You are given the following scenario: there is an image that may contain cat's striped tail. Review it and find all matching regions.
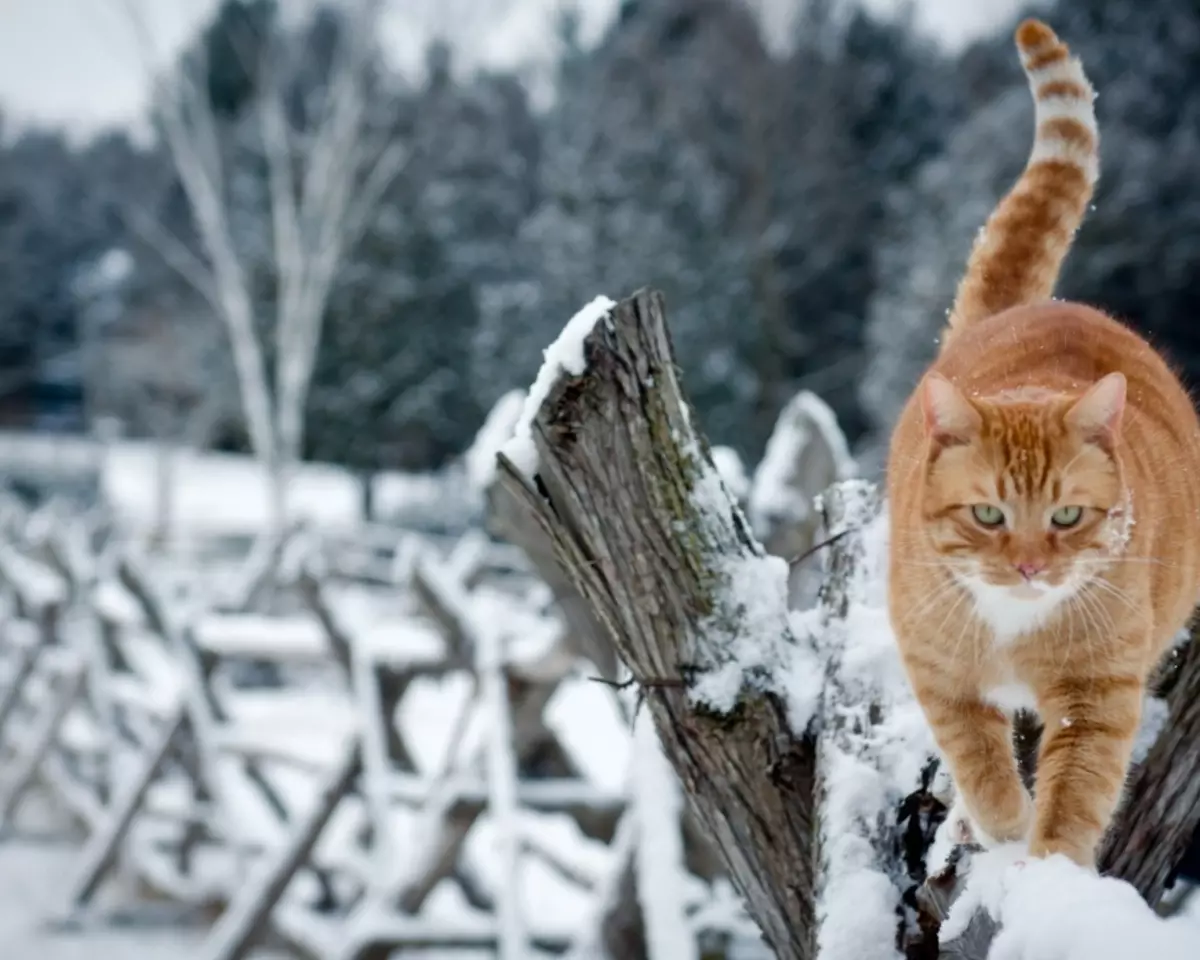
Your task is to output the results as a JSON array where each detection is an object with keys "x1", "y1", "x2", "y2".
[{"x1": 942, "y1": 19, "x2": 1098, "y2": 345}]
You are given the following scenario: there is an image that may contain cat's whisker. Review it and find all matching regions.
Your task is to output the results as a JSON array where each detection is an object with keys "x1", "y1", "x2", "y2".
[
  {"x1": 1077, "y1": 588, "x2": 1118, "y2": 640},
  {"x1": 937, "y1": 590, "x2": 975, "y2": 661},
  {"x1": 1082, "y1": 591, "x2": 1116, "y2": 675},
  {"x1": 1085, "y1": 577, "x2": 1138, "y2": 615},
  {"x1": 901, "y1": 561, "x2": 970, "y2": 569},
  {"x1": 898, "y1": 575, "x2": 965, "y2": 627},
  {"x1": 1076, "y1": 557, "x2": 1169, "y2": 568}
]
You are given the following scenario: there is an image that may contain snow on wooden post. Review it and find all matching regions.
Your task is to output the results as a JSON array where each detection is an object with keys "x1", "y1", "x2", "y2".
[
  {"x1": 494, "y1": 288, "x2": 831, "y2": 960},
  {"x1": 631, "y1": 711, "x2": 697, "y2": 960},
  {"x1": 749, "y1": 391, "x2": 856, "y2": 610},
  {"x1": 475, "y1": 616, "x2": 526, "y2": 960},
  {"x1": 807, "y1": 482, "x2": 917, "y2": 960}
]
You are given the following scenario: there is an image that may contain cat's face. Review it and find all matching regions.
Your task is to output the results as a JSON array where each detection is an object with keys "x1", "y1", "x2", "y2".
[{"x1": 917, "y1": 372, "x2": 1127, "y2": 604}]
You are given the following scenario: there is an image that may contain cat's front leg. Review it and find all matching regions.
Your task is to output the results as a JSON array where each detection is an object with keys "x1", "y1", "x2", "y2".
[
  {"x1": 914, "y1": 687, "x2": 1033, "y2": 845},
  {"x1": 1030, "y1": 674, "x2": 1142, "y2": 867}
]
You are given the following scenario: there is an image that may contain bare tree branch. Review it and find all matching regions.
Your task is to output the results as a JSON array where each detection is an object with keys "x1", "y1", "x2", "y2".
[
  {"x1": 120, "y1": 0, "x2": 277, "y2": 467},
  {"x1": 114, "y1": 0, "x2": 406, "y2": 537}
]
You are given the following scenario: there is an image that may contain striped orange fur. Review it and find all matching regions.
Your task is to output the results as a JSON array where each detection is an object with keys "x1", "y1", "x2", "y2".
[
  {"x1": 886, "y1": 20, "x2": 1200, "y2": 869},
  {"x1": 945, "y1": 19, "x2": 1098, "y2": 341}
]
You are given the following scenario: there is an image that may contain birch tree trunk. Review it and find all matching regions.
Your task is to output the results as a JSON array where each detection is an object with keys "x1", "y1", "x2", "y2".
[{"x1": 124, "y1": 0, "x2": 407, "y2": 546}]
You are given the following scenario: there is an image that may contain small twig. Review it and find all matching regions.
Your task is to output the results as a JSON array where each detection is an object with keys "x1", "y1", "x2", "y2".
[
  {"x1": 786, "y1": 527, "x2": 856, "y2": 569},
  {"x1": 587, "y1": 675, "x2": 688, "y2": 692},
  {"x1": 588, "y1": 675, "x2": 689, "y2": 724}
]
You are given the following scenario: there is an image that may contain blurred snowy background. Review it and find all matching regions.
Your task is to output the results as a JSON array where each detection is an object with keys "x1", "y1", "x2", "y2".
[{"x1": 0, "y1": 0, "x2": 1199, "y2": 957}]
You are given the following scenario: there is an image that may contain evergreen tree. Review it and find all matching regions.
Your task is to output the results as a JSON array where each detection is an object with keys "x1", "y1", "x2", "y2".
[
  {"x1": 1046, "y1": 0, "x2": 1200, "y2": 380},
  {"x1": 401, "y1": 41, "x2": 541, "y2": 416},
  {"x1": 860, "y1": 87, "x2": 1027, "y2": 439},
  {"x1": 307, "y1": 201, "x2": 481, "y2": 475},
  {"x1": 0, "y1": 124, "x2": 163, "y2": 430},
  {"x1": 201, "y1": 0, "x2": 278, "y2": 118},
  {"x1": 520, "y1": 0, "x2": 960, "y2": 458},
  {"x1": 521, "y1": 0, "x2": 772, "y2": 451}
]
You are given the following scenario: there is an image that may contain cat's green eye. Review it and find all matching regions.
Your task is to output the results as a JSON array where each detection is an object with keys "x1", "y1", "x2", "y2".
[
  {"x1": 971, "y1": 504, "x2": 1005, "y2": 527},
  {"x1": 1050, "y1": 505, "x2": 1084, "y2": 529}
]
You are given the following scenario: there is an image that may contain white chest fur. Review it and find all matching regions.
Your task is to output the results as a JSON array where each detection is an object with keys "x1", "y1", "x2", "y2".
[{"x1": 961, "y1": 577, "x2": 1077, "y2": 645}]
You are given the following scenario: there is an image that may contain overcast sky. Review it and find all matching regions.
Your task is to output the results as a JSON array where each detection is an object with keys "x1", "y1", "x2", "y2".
[{"x1": 0, "y1": 0, "x2": 1030, "y2": 141}]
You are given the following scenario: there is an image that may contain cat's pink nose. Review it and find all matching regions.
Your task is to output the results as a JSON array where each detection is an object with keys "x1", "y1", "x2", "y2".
[{"x1": 1016, "y1": 561, "x2": 1046, "y2": 581}]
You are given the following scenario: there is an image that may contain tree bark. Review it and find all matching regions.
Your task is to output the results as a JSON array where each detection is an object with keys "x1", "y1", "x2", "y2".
[
  {"x1": 496, "y1": 288, "x2": 820, "y2": 960},
  {"x1": 484, "y1": 479, "x2": 619, "y2": 681},
  {"x1": 1099, "y1": 623, "x2": 1200, "y2": 900}
]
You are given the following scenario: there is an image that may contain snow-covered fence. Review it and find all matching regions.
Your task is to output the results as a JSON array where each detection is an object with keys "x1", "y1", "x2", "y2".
[
  {"x1": 0, "y1": 481, "x2": 765, "y2": 960},
  {"x1": 486, "y1": 287, "x2": 1200, "y2": 960}
]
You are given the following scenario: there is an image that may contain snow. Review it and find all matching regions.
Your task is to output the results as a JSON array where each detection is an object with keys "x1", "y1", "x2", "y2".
[
  {"x1": 674, "y1": 414, "x2": 826, "y2": 728},
  {"x1": 370, "y1": 470, "x2": 459, "y2": 526},
  {"x1": 193, "y1": 614, "x2": 331, "y2": 662},
  {"x1": 689, "y1": 550, "x2": 824, "y2": 733},
  {"x1": 0, "y1": 513, "x2": 703, "y2": 957},
  {"x1": 1133, "y1": 693, "x2": 1169, "y2": 764},
  {"x1": 748, "y1": 390, "x2": 857, "y2": 538},
  {"x1": 0, "y1": 430, "x2": 447, "y2": 539},
  {"x1": 353, "y1": 617, "x2": 448, "y2": 668},
  {"x1": 710, "y1": 445, "x2": 750, "y2": 502},
  {"x1": 500, "y1": 295, "x2": 616, "y2": 477},
  {"x1": 632, "y1": 711, "x2": 696, "y2": 960},
  {"x1": 464, "y1": 389, "x2": 527, "y2": 495},
  {"x1": 102, "y1": 443, "x2": 363, "y2": 536},
  {"x1": 561, "y1": 811, "x2": 638, "y2": 960},
  {"x1": 475, "y1": 608, "x2": 525, "y2": 958},
  {"x1": 943, "y1": 845, "x2": 1200, "y2": 959},
  {"x1": 92, "y1": 580, "x2": 145, "y2": 625},
  {"x1": 0, "y1": 545, "x2": 67, "y2": 609},
  {"x1": 801, "y1": 492, "x2": 939, "y2": 960},
  {"x1": 0, "y1": 840, "x2": 216, "y2": 960},
  {"x1": 3, "y1": 373, "x2": 1190, "y2": 960},
  {"x1": 801, "y1": 487, "x2": 1200, "y2": 960}
]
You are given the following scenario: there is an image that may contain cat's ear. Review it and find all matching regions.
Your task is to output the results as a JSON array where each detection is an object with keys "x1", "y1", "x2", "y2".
[
  {"x1": 920, "y1": 373, "x2": 980, "y2": 447},
  {"x1": 1066, "y1": 372, "x2": 1126, "y2": 451}
]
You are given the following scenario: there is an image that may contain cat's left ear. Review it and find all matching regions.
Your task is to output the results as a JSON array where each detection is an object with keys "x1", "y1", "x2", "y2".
[
  {"x1": 920, "y1": 372, "x2": 981, "y2": 447},
  {"x1": 1066, "y1": 372, "x2": 1126, "y2": 451}
]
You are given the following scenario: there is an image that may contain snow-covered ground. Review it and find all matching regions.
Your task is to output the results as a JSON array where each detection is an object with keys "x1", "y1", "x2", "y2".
[
  {"x1": 0, "y1": 430, "x2": 458, "y2": 537},
  {"x1": 0, "y1": 839, "x2": 209, "y2": 960}
]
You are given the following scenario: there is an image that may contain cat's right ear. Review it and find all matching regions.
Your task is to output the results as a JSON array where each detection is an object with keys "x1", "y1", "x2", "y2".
[{"x1": 920, "y1": 373, "x2": 981, "y2": 447}]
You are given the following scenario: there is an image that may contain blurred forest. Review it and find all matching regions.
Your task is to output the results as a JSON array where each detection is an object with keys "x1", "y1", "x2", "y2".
[{"x1": 1, "y1": 0, "x2": 1198, "y2": 481}]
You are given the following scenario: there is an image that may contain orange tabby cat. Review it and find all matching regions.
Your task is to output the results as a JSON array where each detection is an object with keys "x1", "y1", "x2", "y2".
[{"x1": 887, "y1": 19, "x2": 1200, "y2": 868}]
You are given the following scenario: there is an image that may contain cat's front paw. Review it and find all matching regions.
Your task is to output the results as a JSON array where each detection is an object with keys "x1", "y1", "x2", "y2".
[
  {"x1": 945, "y1": 797, "x2": 979, "y2": 845},
  {"x1": 970, "y1": 790, "x2": 1034, "y2": 849},
  {"x1": 928, "y1": 796, "x2": 978, "y2": 875},
  {"x1": 1028, "y1": 831, "x2": 1097, "y2": 870},
  {"x1": 929, "y1": 789, "x2": 1032, "y2": 878}
]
